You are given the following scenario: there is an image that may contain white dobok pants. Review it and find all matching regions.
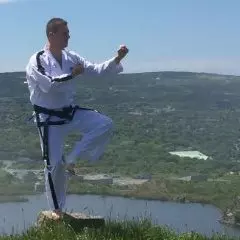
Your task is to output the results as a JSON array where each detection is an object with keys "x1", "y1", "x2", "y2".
[{"x1": 36, "y1": 108, "x2": 113, "y2": 211}]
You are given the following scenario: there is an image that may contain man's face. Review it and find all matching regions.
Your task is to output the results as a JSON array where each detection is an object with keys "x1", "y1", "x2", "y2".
[{"x1": 49, "y1": 24, "x2": 70, "y2": 50}]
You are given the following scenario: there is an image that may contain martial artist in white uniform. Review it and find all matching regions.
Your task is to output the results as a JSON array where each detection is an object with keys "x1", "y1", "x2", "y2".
[{"x1": 25, "y1": 18, "x2": 128, "y2": 218}]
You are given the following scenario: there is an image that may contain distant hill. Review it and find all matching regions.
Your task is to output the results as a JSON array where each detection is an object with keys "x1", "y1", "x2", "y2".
[{"x1": 0, "y1": 70, "x2": 240, "y2": 175}]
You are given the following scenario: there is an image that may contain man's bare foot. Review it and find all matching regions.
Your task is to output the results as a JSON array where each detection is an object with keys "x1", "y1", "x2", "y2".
[
  {"x1": 51, "y1": 209, "x2": 63, "y2": 220},
  {"x1": 66, "y1": 163, "x2": 76, "y2": 175}
]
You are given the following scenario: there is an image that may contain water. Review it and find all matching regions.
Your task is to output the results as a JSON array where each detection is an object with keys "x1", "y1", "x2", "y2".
[{"x1": 0, "y1": 194, "x2": 240, "y2": 237}]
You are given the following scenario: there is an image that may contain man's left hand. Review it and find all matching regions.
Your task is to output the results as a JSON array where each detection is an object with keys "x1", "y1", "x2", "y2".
[{"x1": 115, "y1": 45, "x2": 129, "y2": 64}]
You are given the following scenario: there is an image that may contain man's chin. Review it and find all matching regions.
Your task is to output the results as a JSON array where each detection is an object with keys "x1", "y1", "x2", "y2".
[{"x1": 60, "y1": 43, "x2": 68, "y2": 50}]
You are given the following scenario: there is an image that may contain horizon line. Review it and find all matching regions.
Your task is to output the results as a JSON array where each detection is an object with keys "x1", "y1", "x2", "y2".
[{"x1": 0, "y1": 69, "x2": 239, "y2": 77}]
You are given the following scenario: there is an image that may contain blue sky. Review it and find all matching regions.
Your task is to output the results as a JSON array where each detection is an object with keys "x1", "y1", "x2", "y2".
[{"x1": 1, "y1": 0, "x2": 240, "y2": 75}]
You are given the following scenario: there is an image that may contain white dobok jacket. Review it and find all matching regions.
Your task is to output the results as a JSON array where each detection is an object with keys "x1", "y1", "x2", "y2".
[{"x1": 25, "y1": 48, "x2": 123, "y2": 109}]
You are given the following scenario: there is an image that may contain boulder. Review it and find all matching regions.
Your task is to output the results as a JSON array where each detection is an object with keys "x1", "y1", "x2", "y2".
[{"x1": 37, "y1": 210, "x2": 105, "y2": 232}]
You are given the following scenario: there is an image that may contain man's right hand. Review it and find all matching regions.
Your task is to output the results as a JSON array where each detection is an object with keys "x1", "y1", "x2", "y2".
[{"x1": 71, "y1": 64, "x2": 84, "y2": 77}]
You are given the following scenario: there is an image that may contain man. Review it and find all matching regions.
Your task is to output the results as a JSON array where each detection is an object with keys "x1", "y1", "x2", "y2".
[{"x1": 25, "y1": 17, "x2": 128, "y2": 218}]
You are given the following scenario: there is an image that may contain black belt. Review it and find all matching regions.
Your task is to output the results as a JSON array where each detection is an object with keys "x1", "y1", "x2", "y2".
[
  {"x1": 32, "y1": 104, "x2": 96, "y2": 127},
  {"x1": 33, "y1": 104, "x2": 75, "y2": 120}
]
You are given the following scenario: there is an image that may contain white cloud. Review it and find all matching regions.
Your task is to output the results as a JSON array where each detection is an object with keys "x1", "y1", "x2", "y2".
[
  {"x1": 0, "y1": 0, "x2": 23, "y2": 3},
  {"x1": 0, "y1": 0, "x2": 14, "y2": 3},
  {"x1": 0, "y1": 0, "x2": 31, "y2": 4}
]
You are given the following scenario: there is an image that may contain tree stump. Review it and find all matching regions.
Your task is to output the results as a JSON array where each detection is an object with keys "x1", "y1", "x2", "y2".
[{"x1": 37, "y1": 210, "x2": 105, "y2": 232}]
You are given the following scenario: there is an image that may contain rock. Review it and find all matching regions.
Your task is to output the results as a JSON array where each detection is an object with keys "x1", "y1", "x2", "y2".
[
  {"x1": 37, "y1": 210, "x2": 105, "y2": 232},
  {"x1": 219, "y1": 210, "x2": 240, "y2": 228},
  {"x1": 227, "y1": 212, "x2": 234, "y2": 217}
]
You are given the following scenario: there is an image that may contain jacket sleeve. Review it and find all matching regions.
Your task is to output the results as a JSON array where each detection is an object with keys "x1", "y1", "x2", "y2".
[
  {"x1": 69, "y1": 51, "x2": 123, "y2": 76},
  {"x1": 25, "y1": 54, "x2": 73, "y2": 93}
]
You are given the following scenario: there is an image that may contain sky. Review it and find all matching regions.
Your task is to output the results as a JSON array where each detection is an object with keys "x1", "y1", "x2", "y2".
[{"x1": 1, "y1": 0, "x2": 240, "y2": 75}]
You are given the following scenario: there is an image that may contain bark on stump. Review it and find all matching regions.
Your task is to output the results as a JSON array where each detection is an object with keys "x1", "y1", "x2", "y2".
[{"x1": 37, "y1": 210, "x2": 105, "y2": 232}]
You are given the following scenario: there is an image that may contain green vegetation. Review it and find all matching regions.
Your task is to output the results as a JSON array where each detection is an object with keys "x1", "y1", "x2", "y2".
[
  {"x1": 68, "y1": 176, "x2": 238, "y2": 206},
  {"x1": 1, "y1": 71, "x2": 240, "y2": 226},
  {"x1": 0, "y1": 181, "x2": 33, "y2": 202},
  {"x1": 0, "y1": 169, "x2": 16, "y2": 184},
  {"x1": 0, "y1": 195, "x2": 28, "y2": 203},
  {"x1": 0, "y1": 219, "x2": 237, "y2": 240}
]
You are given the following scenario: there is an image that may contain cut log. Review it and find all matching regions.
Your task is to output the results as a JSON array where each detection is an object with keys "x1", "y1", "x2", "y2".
[{"x1": 37, "y1": 210, "x2": 105, "y2": 231}]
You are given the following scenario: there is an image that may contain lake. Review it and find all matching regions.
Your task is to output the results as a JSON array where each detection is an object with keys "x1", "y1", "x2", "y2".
[{"x1": 0, "y1": 194, "x2": 240, "y2": 237}]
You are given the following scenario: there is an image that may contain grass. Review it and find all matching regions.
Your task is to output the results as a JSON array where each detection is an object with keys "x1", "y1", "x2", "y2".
[{"x1": 0, "y1": 219, "x2": 238, "y2": 240}]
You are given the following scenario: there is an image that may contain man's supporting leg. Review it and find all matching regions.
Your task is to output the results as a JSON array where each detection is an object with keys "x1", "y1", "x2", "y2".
[
  {"x1": 64, "y1": 109, "x2": 113, "y2": 164},
  {"x1": 38, "y1": 124, "x2": 67, "y2": 214}
]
